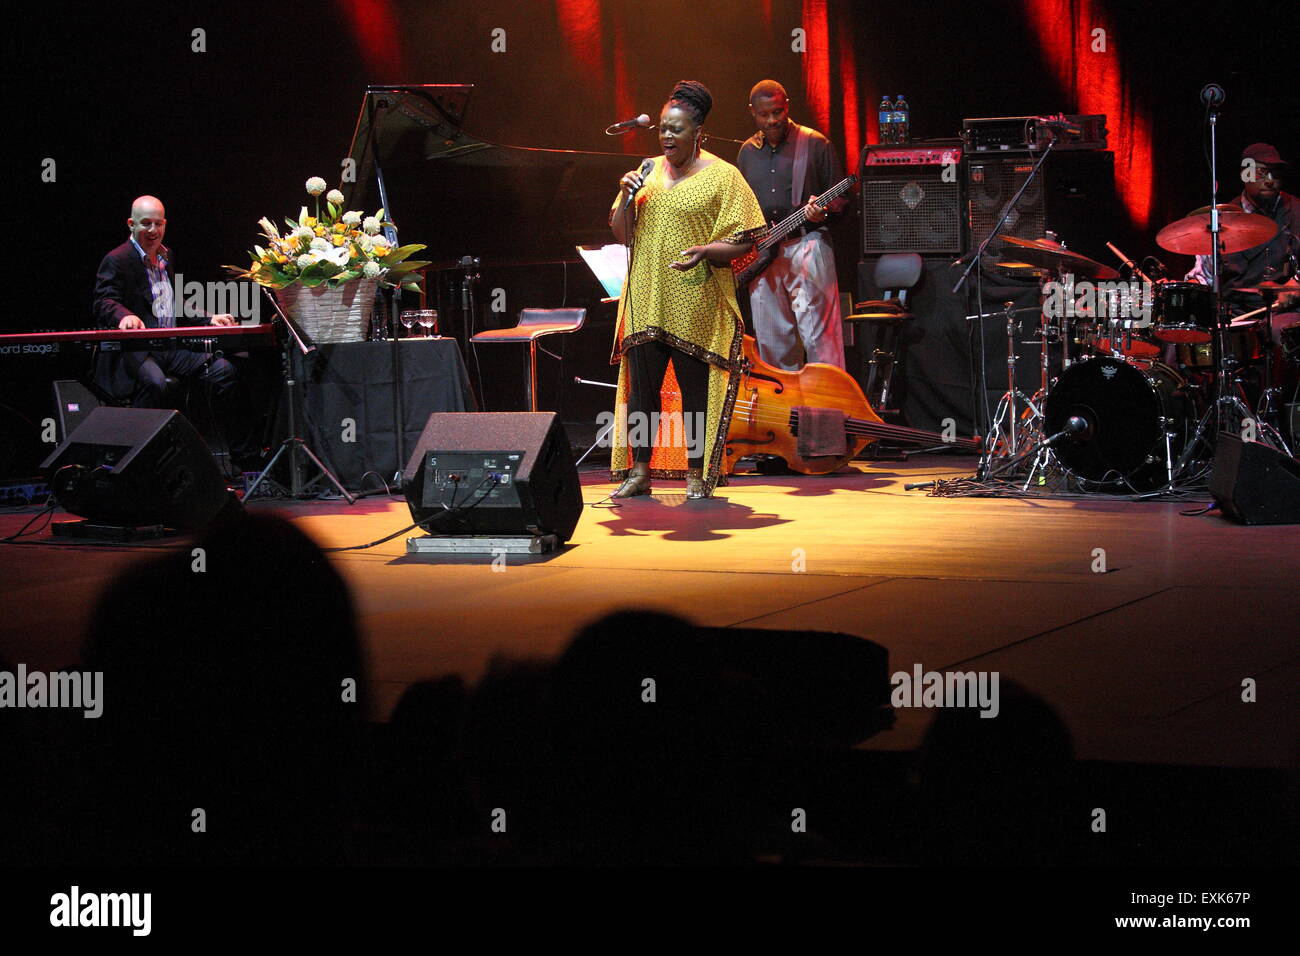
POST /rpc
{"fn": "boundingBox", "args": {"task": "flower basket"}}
[276,277,378,344]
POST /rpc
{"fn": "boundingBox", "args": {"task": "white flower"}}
[310,237,330,251]
[342,211,362,226]
[362,216,381,235]
[296,253,319,268]
[319,246,350,266]
[305,177,327,196]
[362,260,382,278]
[258,217,280,239]
[295,226,314,241]
[326,189,345,207]
[355,233,374,251]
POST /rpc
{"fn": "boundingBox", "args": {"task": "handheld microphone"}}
[1200,83,1225,107]
[621,158,656,211]
[605,114,652,135]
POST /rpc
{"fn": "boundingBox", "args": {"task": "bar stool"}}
[844,253,922,414]
[470,308,587,411]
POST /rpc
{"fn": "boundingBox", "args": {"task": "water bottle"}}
[894,95,910,144]
[878,95,894,144]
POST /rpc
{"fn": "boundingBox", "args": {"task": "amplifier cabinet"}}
[860,143,965,256]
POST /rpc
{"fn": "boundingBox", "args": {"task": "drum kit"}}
[975,207,1298,493]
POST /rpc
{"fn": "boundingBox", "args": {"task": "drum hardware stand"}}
[1249,299,1295,456]
[976,301,1045,477]
[245,291,356,503]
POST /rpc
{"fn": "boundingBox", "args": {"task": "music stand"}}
[244,289,355,503]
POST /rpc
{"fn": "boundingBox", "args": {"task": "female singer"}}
[608,80,766,499]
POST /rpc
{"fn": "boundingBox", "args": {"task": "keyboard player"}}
[91,195,239,409]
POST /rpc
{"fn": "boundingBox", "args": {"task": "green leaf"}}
[401,281,421,292]
[375,207,385,221]
[384,260,432,278]
[379,243,426,267]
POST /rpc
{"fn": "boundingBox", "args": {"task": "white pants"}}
[748,230,844,370]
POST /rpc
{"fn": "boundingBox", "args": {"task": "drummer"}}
[1184,143,1299,334]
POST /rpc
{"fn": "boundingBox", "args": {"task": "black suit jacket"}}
[91,240,213,399]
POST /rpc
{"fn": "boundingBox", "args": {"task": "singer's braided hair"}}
[665,80,713,125]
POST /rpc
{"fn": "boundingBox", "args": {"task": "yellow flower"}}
[331,235,346,247]
[313,225,326,237]
[303,216,318,227]
[332,223,346,234]
[275,253,288,263]
[251,262,261,273]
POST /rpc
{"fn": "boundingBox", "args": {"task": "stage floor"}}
[2,454,1296,770]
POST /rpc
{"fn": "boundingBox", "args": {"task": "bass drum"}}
[1044,356,1194,491]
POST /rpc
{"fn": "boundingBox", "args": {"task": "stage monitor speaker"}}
[51,379,100,443]
[1208,434,1300,525]
[966,151,1118,259]
[860,143,965,255]
[402,412,582,542]
[41,407,238,530]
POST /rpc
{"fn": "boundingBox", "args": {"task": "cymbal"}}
[1156,208,1279,255]
[994,234,1119,280]
[1234,276,1300,295]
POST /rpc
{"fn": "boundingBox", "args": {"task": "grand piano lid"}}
[343,84,637,268]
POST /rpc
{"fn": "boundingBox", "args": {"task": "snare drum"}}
[1095,320,1161,359]
[1153,281,1215,344]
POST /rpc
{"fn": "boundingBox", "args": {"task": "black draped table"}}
[292,338,476,492]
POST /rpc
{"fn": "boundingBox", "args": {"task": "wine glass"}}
[399,310,418,338]
[418,309,439,338]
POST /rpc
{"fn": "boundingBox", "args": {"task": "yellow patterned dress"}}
[609,156,766,494]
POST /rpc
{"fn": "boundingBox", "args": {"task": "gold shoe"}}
[612,462,652,498]
[685,467,709,499]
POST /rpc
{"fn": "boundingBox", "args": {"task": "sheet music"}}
[576,244,628,300]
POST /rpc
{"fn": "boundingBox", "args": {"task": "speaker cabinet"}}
[1208,434,1300,525]
[966,151,1118,260]
[402,412,582,541]
[861,144,965,255]
[41,407,237,530]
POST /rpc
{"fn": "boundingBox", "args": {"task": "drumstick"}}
[1230,306,1268,325]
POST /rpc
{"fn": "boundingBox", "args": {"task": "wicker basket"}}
[276,277,378,344]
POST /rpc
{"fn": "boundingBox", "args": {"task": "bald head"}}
[128,195,166,254]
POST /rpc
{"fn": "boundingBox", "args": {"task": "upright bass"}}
[723,335,981,475]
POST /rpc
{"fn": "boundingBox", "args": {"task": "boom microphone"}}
[605,114,652,135]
